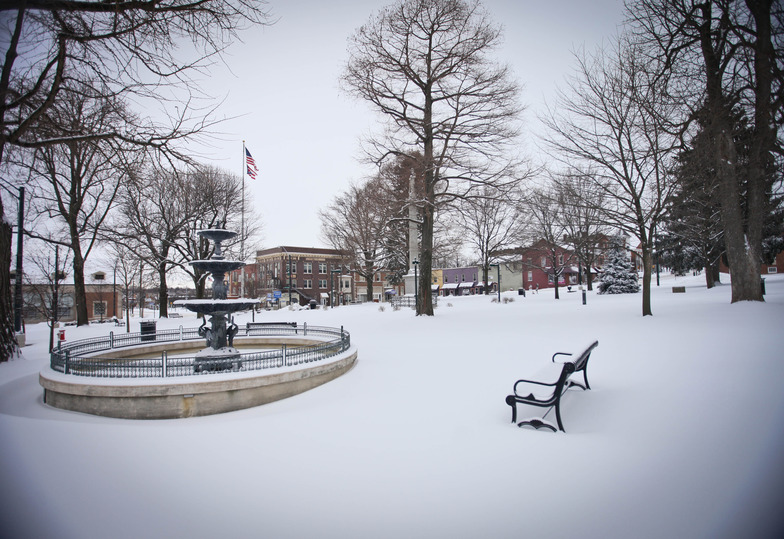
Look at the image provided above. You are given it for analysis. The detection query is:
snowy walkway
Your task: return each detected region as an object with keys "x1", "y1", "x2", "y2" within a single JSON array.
[{"x1": 1, "y1": 273, "x2": 783, "y2": 538}]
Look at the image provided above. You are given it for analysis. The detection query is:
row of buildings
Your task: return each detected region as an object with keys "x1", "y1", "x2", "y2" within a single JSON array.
[
  {"x1": 229, "y1": 240, "x2": 611, "y2": 307},
  {"x1": 17, "y1": 238, "x2": 784, "y2": 324}
]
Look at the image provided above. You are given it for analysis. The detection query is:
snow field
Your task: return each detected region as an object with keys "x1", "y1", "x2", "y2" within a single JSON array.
[{"x1": 1, "y1": 272, "x2": 783, "y2": 539}]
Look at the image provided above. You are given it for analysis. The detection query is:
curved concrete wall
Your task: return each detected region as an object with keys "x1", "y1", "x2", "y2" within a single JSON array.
[{"x1": 39, "y1": 347, "x2": 357, "y2": 420}]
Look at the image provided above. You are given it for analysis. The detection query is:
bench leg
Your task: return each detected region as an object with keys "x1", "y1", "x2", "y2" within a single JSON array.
[
  {"x1": 505, "y1": 396, "x2": 517, "y2": 423},
  {"x1": 555, "y1": 401, "x2": 565, "y2": 432},
  {"x1": 517, "y1": 418, "x2": 557, "y2": 432}
]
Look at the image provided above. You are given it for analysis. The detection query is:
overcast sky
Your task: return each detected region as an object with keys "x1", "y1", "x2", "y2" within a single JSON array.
[{"x1": 194, "y1": 0, "x2": 626, "y2": 252}]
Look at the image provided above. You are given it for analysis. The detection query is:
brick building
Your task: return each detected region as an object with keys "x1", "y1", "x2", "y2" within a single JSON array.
[{"x1": 252, "y1": 246, "x2": 350, "y2": 307}]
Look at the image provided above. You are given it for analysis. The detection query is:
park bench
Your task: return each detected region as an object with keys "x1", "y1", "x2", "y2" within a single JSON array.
[
  {"x1": 505, "y1": 340, "x2": 599, "y2": 432},
  {"x1": 245, "y1": 321, "x2": 298, "y2": 335}
]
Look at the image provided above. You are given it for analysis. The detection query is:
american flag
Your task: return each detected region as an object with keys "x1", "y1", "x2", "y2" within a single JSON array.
[{"x1": 245, "y1": 147, "x2": 259, "y2": 180}]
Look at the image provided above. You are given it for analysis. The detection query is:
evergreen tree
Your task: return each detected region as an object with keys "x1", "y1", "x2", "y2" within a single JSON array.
[{"x1": 598, "y1": 244, "x2": 640, "y2": 295}]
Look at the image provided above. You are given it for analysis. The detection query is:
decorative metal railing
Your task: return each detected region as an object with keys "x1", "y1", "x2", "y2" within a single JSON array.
[
  {"x1": 50, "y1": 323, "x2": 350, "y2": 379},
  {"x1": 389, "y1": 295, "x2": 437, "y2": 309}
]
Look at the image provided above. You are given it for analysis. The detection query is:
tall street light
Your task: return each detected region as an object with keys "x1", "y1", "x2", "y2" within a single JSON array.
[
  {"x1": 412, "y1": 259, "x2": 419, "y2": 308},
  {"x1": 331, "y1": 268, "x2": 341, "y2": 308}
]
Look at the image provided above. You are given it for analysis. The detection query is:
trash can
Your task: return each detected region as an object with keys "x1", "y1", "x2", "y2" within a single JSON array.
[
  {"x1": 518, "y1": 288, "x2": 526, "y2": 297},
  {"x1": 140, "y1": 320, "x2": 157, "y2": 342},
  {"x1": 309, "y1": 299, "x2": 317, "y2": 309}
]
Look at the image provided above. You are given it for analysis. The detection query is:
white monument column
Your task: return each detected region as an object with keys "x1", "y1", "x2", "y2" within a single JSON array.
[{"x1": 404, "y1": 171, "x2": 420, "y2": 296}]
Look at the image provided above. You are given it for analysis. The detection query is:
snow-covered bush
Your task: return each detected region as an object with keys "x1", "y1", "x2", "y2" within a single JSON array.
[{"x1": 598, "y1": 245, "x2": 640, "y2": 294}]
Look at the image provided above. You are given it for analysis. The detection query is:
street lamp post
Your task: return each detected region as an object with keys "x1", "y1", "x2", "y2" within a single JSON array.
[
  {"x1": 331, "y1": 269, "x2": 341, "y2": 308},
  {"x1": 412, "y1": 259, "x2": 419, "y2": 308},
  {"x1": 13, "y1": 187, "x2": 24, "y2": 334}
]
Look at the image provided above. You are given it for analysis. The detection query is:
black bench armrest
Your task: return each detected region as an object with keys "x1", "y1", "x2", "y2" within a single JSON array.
[
  {"x1": 513, "y1": 378, "x2": 558, "y2": 395},
  {"x1": 552, "y1": 351, "x2": 573, "y2": 363}
]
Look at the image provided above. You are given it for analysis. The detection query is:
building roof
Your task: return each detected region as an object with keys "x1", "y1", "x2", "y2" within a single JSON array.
[{"x1": 255, "y1": 246, "x2": 346, "y2": 257}]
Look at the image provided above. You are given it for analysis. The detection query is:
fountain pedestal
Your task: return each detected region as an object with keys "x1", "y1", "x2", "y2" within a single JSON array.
[{"x1": 175, "y1": 227, "x2": 256, "y2": 372}]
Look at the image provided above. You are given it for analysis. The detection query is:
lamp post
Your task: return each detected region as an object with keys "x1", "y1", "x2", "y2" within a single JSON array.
[
  {"x1": 287, "y1": 255, "x2": 293, "y2": 306},
  {"x1": 13, "y1": 187, "x2": 24, "y2": 334},
  {"x1": 331, "y1": 268, "x2": 341, "y2": 308},
  {"x1": 490, "y1": 263, "x2": 500, "y2": 302},
  {"x1": 412, "y1": 259, "x2": 419, "y2": 308}
]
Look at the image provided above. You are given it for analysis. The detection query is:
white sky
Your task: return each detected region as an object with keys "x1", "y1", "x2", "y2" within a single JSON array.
[{"x1": 193, "y1": 0, "x2": 626, "y2": 251}]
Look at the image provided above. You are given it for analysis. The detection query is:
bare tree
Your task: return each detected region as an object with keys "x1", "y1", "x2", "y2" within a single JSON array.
[
  {"x1": 167, "y1": 165, "x2": 257, "y2": 302},
  {"x1": 458, "y1": 186, "x2": 523, "y2": 293},
  {"x1": 23, "y1": 241, "x2": 71, "y2": 351},
  {"x1": 320, "y1": 178, "x2": 392, "y2": 303},
  {"x1": 109, "y1": 242, "x2": 140, "y2": 333},
  {"x1": 24, "y1": 91, "x2": 135, "y2": 326},
  {"x1": 628, "y1": 0, "x2": 783, "y2": 302},
  {"x1": 114, "y1": 165, "x2": 201, "y2": 318},
  {"x1": 543, "y1": 37, "x2": 679, "y2": 315},
  {"x1": 521, "y1": 186, "x2": 577, "y2": 300},
  {"x1": 552, "y1": 170, "x2": 609, "y2": 290},
  {"x1": 0, "y1": 0, "x2": 271, "y2": 360},
  {"x1": 343, "y1": 0, "x2": 523, "y2": 316}
]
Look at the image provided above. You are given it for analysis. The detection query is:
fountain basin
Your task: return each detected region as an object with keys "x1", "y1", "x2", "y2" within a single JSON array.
[
  {"x1": 40, "y1": 337, "x2": 358, "y2": 419},
  {"x1": 175, "y1": 298, "x2": 257, "y2": 314},
  {"x1": 188, "y1": 259, "x2": 246, "y2": 273},
  {"x1": 197, "y1": 228, "x2": 238, "y2": 243}
]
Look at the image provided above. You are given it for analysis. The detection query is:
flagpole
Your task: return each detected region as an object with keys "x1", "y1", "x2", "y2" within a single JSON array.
[{"x1": 241, "y1": 140, "x2": 246, "y2": 298}]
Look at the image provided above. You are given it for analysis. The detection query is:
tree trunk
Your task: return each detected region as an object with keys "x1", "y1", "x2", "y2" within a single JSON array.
[
  {"x1": 418, "y1": 83, "x2": 435, "y2": 316},
  {"x1": 418, "y1": 202, "x2": 435, "y2": 315},
  {"x1": 697, "y1": 2, "x2": 763, "y2": 304},
  {"x1": 641, "y1": 246, "x2": 653, "y2": 316},
  {"x1": 72, "y1": 252, "x2": 89, "y2": 325},
  {"x1": 704, "y1": 265, "x2": 715, "y2": 289},
  {"x1": 715, "y1": 127, "x2": 763, "y2": 302},
  {"x1": 158, "y1": 265, "x2": 169, "y2": 318},
  {"x1": 125, "y1": 282, "x2": 131, "y2": 332},
  {"x1": 0, "y1": 206, "x2": 18, "y2": 361},
  {"x1": 365, "y1": 275, "x2": 373, "y2": 303}
]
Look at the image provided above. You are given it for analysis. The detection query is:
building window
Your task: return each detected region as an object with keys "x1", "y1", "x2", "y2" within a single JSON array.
[
  {"x1": 304, "y1": 279, "x2": 313, "y2": 289},
  {"x1": 541, "y1": 257, "x2": 547, "y2": 267},
  {"x1": 318, "y1": 279, "x2": 327, "y2": 289},
  {"x1": 319, "y1": 262, "x2": 327, "y2": 274},
  {"x1": 374, "y1": 273, "x2": 381, "y2": 282},
  {"x1": 527, "y1": 271, "x2": 533, "y2": 281},
  {"x1": 93, "y1": 301, "x2": 107, "y2": 318},
  {"x1": 304, "y1": 262, "x2": 312, "y2": 274}
]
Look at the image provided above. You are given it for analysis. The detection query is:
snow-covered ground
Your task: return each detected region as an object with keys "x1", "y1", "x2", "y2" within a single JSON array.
[{"x1": 1, "y1": 272, "x2": 783, "y2": 539}]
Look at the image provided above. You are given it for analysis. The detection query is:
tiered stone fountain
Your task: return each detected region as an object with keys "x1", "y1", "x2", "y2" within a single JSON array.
[
  {"x1": 176, "y1": 224, "x2": 256, "y2": 371},
  {"x1": 40, "y1": 222, "x2": 358, "y2": 419}
]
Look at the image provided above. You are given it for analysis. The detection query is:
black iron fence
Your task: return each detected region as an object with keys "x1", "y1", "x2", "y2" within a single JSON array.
[
  {"x1": 389, "y1": 295, "x2": 437, "y2": 309},
  {"x1": 50, "y1": 323, "x2": 351, "y2": 379}
]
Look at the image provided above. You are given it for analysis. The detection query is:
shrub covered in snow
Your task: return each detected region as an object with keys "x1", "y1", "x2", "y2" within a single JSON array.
[{"x1": 598, "y1": 245, "x2": 640, "y2": 294}]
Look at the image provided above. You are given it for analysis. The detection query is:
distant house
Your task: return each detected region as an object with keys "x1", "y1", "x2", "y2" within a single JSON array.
[
  {"x1": 517, "y1": 240, "x2": 579, "y2": 290},
  {"x1": 249, "y1": 246, "x2": 350, "y2": 307},
  {"x1": 440, "y1": 267, "x2": 481, "y2": 296},
  {"x1": 718, "y1": 246, "x2": 784, "y2": 276},
  {"x1": 20, "y1": 270, "x2": 122, "y2": 324}
]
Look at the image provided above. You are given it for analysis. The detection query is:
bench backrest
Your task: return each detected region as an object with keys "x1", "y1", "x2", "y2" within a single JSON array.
[{"x1": 573, "y1": 340, "x2": 599, "y2": 371}]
